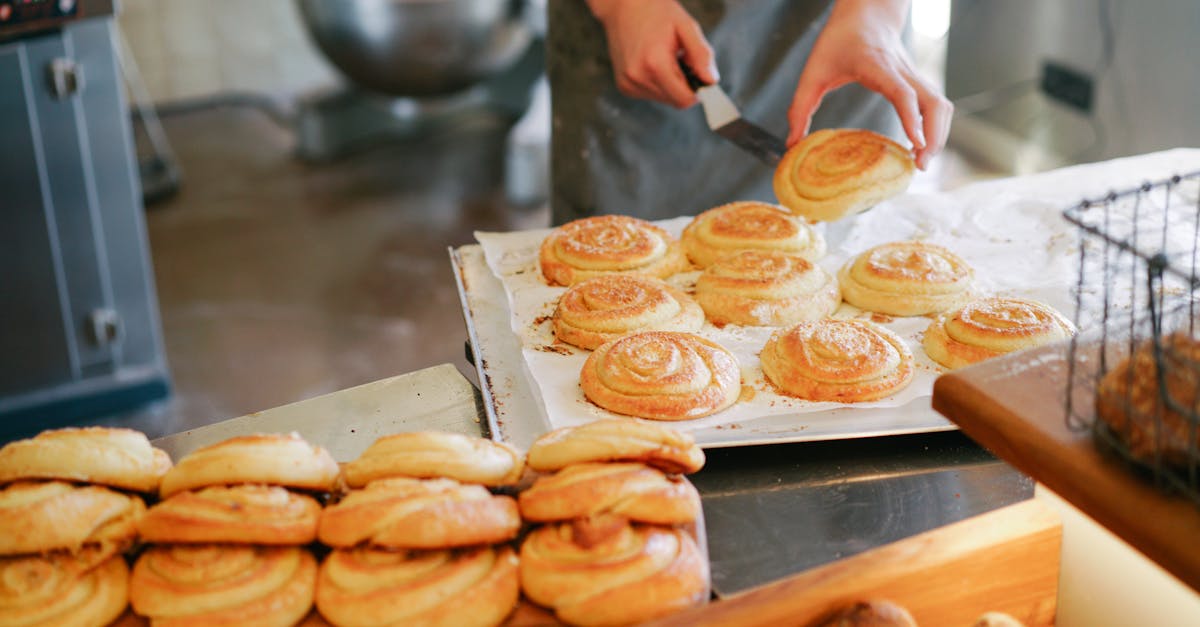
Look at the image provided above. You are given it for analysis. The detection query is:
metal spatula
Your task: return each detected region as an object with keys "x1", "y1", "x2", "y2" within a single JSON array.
[{"x1": 680, "y1": 61, "x2": 788, "y2": 166}]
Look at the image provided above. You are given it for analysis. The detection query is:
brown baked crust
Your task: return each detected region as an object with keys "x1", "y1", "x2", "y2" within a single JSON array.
[
  {"x1": 342, "y1": 431, "x2": 524, "y2": 489},
  {"x1": 553, "y1": 275, "x2": 705, "y2": 351},
  {"x1": 316, "y1": 545, "x2": 519, "y2": 627},
  {"x1": 0, "y1": 549, "x2": 129, "y2": 627},
  {"x1": 526, "y1": 419, "x2": 705, "y2": 474},
  {"x1": 580, "y1": 331, "x2": 741, "y2": 421},
  {"x1": 539, "y1": 215, "x2": 690, "y2": 287},
  {"x1": 138, "y1": 485, "x2": 321, "y2": 545},
  {"x1": 518, "y1": 462, "x2": 701, "y2": 525},
  {"x1": 838, "y1": 241, "x2": 975, "y2": 316},
  {"x1": 808, "y1": 599, "x2": 919, "y2": 627},
  {"x1": 318, "y1": 477, "x2": 521, "y2": 549},
  {"x1": 761, "y1": 319, "x2": 915, "y2": 403},
  {"x1": 129, "y1": 544, "x2": 316, "y2": 627},
  {"x1": 519, "y1": 518, "x2": 708, "y2": 627},
  {"x1": 0, "y1": 480, "x2": 144, "y2": 555},
  {"x1": 159, "y1": 433, "x2": 339, "y2": 498},
  {"x1": 923, "y1": 297, "x2": 1075, "y2": 369},
  {"x1": 682, "y1": 201, "x2": 826, "y2": 268},
  {"x1": 773, "y1": 128, "x2": 914, "y2": 222},
  {"x1": 0, "y1": 426, "x2": 171, "y2": 493},
  {"x1": 696, "y1": 250, "x2": 841, "y2": 326}
]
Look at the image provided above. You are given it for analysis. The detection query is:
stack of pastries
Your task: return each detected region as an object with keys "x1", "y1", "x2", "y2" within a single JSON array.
[
  {"x1": 519, "y1": 420, "x2": 710, "y2": 626},
  {"x1": 0, "y1": 427, "x2": 167, "y2": 626}
]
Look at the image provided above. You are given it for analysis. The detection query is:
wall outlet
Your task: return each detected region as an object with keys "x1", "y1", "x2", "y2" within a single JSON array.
[{"x1": 1041, "y1": 61, "x2": 1094, "y2": 113}]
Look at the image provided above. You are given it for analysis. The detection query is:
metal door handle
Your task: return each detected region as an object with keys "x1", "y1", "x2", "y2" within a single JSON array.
[{"x1": 46, "y1": 57, "x2": 84, "y2": 99}]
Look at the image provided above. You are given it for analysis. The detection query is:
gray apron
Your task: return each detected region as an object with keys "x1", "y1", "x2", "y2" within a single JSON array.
[{"x1": 547, "y1": 0, "x2": 903, "y2": 225}]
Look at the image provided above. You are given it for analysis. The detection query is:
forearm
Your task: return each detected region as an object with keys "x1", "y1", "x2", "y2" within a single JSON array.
[
  {"x1": 585, "y1": 0, "x2": 643, "y2": 24},
  {"x1": 828, "y1": 0, "x2": 911, "y2": 39}
]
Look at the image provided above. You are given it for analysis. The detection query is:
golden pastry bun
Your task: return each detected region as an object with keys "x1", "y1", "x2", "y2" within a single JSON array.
[
  {"x1": 773, "y1": 128, "x2": 914, "y2": 222},
  {"x1": 318, "y1": 477, "x2": 520, "y2": 550},
  {"x1": 972, "y1": 612, "x2": 1028, "y2": 627},
  {"x1": 553, "y1": 275, "x2": 704, "y2": 351},
  {"x1": 0, "y1": 548, "x2": 129, "y2": 627},
  {"x1": 923, "y1": 297, "x2": 1075, "y2": 369},
  {"x1": 316, "y1": 545, "x2": 519, "y2": 627},
  {"x1": 0, "y1": 481, "x2": 144, "y2": 555},
  {"x1": 0, "y1": 426, "x2": 171, "y2": 493},
  {"x1": 581, "y1": 331, "x2": 741, "y2": 421},
  {"x1": 518, "y1": 462, "x2": 701, "y2": 525},
  {"x1": 526, "y1": 419, "x2": 705, "y2": 475},
  {"x1": 138, "y1": 485, "x2": 321, "y2": 545},
  {"x1": 539, "y1": 215, "x2": 690, "y2": 287},
  {"x1": 159, "y1": 433, "x2": 339, "y2": 498},
  {"x1": 761, "y1": 319, "x2": 915, "y2": 403},
  {"x1": 682, "y1": 201, "x2": 827, "y2": 268},
  {"x1": 838, "y1": 241, "x2": 975, "y2": 316},
  {"x1": 519, "y1": 518, "x2": 708, "y2": 627},
  {"x1": 696, "y1": 250, "x2": 841, "y2": 326},
  {"x1": 342, "y1": 431, "x2": 524, "y2": 489},
  {"x1": 809, "y1": 599, "x2": 918, "y2": 627},
  {"x1": 129, "y1": 544, "x2": 316, "y2": 627}
]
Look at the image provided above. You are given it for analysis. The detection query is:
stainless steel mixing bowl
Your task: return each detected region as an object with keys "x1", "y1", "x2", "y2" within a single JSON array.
[{"x1": 296, "y1": 0, "x2": 533, "y2": 97}]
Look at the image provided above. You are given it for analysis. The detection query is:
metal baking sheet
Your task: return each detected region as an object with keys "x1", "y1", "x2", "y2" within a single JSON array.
[{"x1": 450, "y1": 245, "x2": 955, "y2": 452}]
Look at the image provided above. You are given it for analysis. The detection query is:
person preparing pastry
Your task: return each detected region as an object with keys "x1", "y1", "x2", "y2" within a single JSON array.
[{"x1": 547, "y1": 0, "x2": 953, "y2": 224}]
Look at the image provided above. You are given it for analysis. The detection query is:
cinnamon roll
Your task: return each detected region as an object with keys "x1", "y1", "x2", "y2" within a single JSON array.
[
  {"x1": 0, "y1": 548, "x2": 128, "y2": 627},
  {"x1": 761, "y1": 319, "x2": 915, "y2": 402},
  {"x1": 0, "y1": 426, "x2": 171, "y2": 493},
  {"x1": 138, "y1": 485, "x2": 321, "y2": 545},
  {"x1": 923, "y1": 297, "x2": 1075, "y2": 369},
  {"x1": 773, "y1": 128, "x2": 915, "y2": 222},
  {"x1": 553, "y1": 275, "x2": 705, "y2": 351},
  {"x1": 526, "y1": 419, "x2": 705, "y2": 475},
  {"x1": 129, "y1": 544, "x2": 317, "y2": 627},
  {"x1": 0, "y1": 481, "x2": 144, "y2": 555},
  {"x1": 580, "y1": 331, "x2": 741, "y2": 421},
  {"x1": 539, "y1": 215, "x2": 690, "y2": 287},
  {"x1": 316, "y1": 545, "x2": 519, "y2": 627},
  {"x1": 696, "y1": 250, "x2": 841, "y2": 326},
  {"x1": 682, "y1": 201, "x2": 826, "y2": 268},
  {"x1": 159, "y1": 433, "x2": 339, "y2": 498},
  {"x1": 342, "y1": 431, "x2": 524, "y2": 489},
  {"x1": 518, "y1": 462, "x2": 701, "y2": 525},
  {"x1": 838, "y1": 241, "x2": 975, "y2": 316},
  {"x1": 519, "y1": 518, "x2": 708, "y2": 626},
  {"x1": 318, "y1": 478, "x2": 520, "y2": 550}
]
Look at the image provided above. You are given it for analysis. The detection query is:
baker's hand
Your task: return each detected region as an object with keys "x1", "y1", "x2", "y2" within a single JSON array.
[
  {"x1": 786, "y1": 0, "x2": 953, "y2": 170},
  {"x1": 587, "y1": 0, "x2": 719, "y2": 109}
]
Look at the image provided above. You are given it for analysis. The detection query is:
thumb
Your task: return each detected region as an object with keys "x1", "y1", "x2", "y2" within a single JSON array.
[{"x1": 676, "y1": 20, "x2": 718, "y2": 84}]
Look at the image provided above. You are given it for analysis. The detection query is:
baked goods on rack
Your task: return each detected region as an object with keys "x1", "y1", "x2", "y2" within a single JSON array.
[
  {"x1": 838, "y1": 241, "x2": 975, "y2": 316},
  {"x1": 526, "y1": 419, "x2": 706, "y2": 474},
  {"x1": 682, "y1": 201, "x2": 827, "y2": 267},
  {"x1": 159, "y1": 432, "x2": 339, "y2": 498},
  {"x1": 580, "y1": 331, "x2": 741, "y2": 420},
  {"x1": 342, "y1": 431, "x2": 524, "y2": 488},
  {"x1": 138, "y1": 485, "x2": 321, "y2": 545},
  {"x1": 773, "y1": 128, "x2": 914, "y2": 222},
  {"x1": 0, "y1": 546, "x2": 129, "y2": 627},
  {"x1": 539, "y1": 215, "x2": 690, "y2": 287},
  {"x1": 761, "y1": 319, "x2": 915, "y2": 402},
  {"x1": 0, "y1": 426, "x2": 171, "y2": 493},
  {"x1": 696, "y1": 250, "x2": 841, "y2": 326},
  {"x1": 553, "y1": 275, "x2": 704, "y2": 351},
  {"x1": 923, "y1": 297, "x2": 1075, "y2": 369},
  {"x1": 0, "y1": 480, "x2": 144, "y2": 555},
  {"x1": 518, "y1": 462, "x2": 701, "y2": 525}
]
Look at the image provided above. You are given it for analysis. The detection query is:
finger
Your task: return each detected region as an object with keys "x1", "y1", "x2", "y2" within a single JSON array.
[
  {"x1": 618, "y1": 60, "x2": 675, "y2": 106},
  {"x1": 916, "y1": 92, "x2": 954, "y2": 169},
  {"x1": 649, "y1": 47, "x2": 698, "y2": 108},
  {"x1": 859, "y1": 65, "x2": 925, "y2": 152},
  {"x1": 787, "y1": 72, "x2": 846, "y2": 146},
  {"x1": 677, "y1": 20, "x2": 719, "y2": 84}
]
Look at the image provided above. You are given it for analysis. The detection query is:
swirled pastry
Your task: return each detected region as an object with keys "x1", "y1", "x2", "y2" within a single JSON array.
[
  {"x1": 761, "y1": 319, "x2": 915, "y2": 402},
  {"x1": 138, "y1": 485, "x2": 321, "y2": 545},
  {"x1": 539, "y1": 215, "x2": 690, "y2": 287},
  {"x1": 553, "y1": 275, "x2": 705, "y2": 351},
  {"x1": 159, "y1": 433, "x2": 339, "y2": 498},
  {"x1": 0, "y1": 481, "x2": 144, "y2": 555},
  {"x1": 518, "y1": 462, "x2": 700, "y2": 525},
  {"x1": 316, "y1": 545, "x2": 519, "y2": 627},
  {"x1": 0, "y1": 426, "x2": 171, "y2": 493},
  {"x1": 696, "y1": 250, "x2": 841, "y2": 326},
  {"x1": 343, "y1": 431, "x2": 523, "y2": 489},
  {"x1": 773, "y1": 129, "x2": 914, "y2": 222},
  {"x1": 526, "y1": 419, "x2": 705, "y2": 474},
  {"x1": 0, "y1": 549, "x2": 129, "y2": 627},
  {"x1": 130, "y1": 544, "x2": 316, "y2": 627},
  {"x1": 839, "y1": 241, "x2": 975, "y2": 316},
  {"x1": 318, "y1": 478, "x2": 520, "y2": 549},
  {"x1": 682, "y1": 201, "x2": 826, "y2": 268},
  {"x1": 580, "y1": 331, "x2": 741, "y2": 421},
  {"x1": 520, "y1": 518, "x2": 708, "y2": 627},
  {"x1": 923, "y1": 297, "x2": 1075, "y2": 369}
]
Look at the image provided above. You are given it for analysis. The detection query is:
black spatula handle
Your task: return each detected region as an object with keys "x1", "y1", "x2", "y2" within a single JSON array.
[{"x1": 678, "y1": 59, "x2": 709, "y2": 92}]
